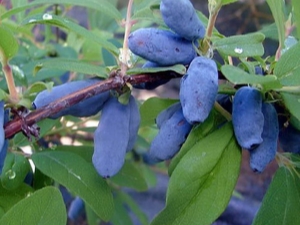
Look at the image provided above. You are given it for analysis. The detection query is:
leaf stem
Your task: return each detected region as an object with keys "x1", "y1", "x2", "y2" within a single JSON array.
[
  {"x1": 120, "y1": 0, "x2": 134, "y2": 76},
  {"x1": 2, "y1": 60, "x2": 19, "y2": 103}
]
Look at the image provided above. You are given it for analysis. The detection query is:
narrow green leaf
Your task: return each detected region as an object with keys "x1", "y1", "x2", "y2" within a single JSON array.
[
  {"x1": 31, "y1": 151, "x2": 114, "y2": 221},
  {"x1": 274, "y1": 42, "x2": 300, "y2": 86},
  {"x1": 0, "y1": 26, "x2": 19, "y2": 60},
  {"x1": 140, "y1": 97, "x2": 179, "y2": 127},
  {"x1": 127, "y1": 64, "x2": 186, "y2": 75},
  {"x1": 213, "y1": 33, "x2": 265, "y2": 57},
  {"x1": 291, "y1": 0, "x2": 300, "y2": 39},
  {"x1": 266, "y1": 0, "x2": 285, "y2": 50},
  {"x1": 252, "y1": 167, "x2": 300, "y2": 225},
  {"x1": 35, "y1": 58, "x2": 108, "y2": 78},
  {"x1": 281, "y1": 93, "x2": 300, "y2": 123},
  {"x1": 221, "y1": 65, "x2": 282, "y2": 91},
  {"x1": 221, "y1": 0, "x2": 238, "y2": 5},
  {"x1": 21, "y1": 13, "x2": 118, "y2": 55},
  {"x1": 1, "y1": 0, "x2": 122, "y2": 21},
  {"x1": 110, "y1": 162, "x2": 148, "y2": 191},
  {"x1": 151, "y1": 123, "x2": 242, "y2": 225},
  {"x1": 55, "y1": 145, "x2": 94, "y2": 162},
  {"x1": 111, "y1": 191, "x2": 134, "y2": 225},
  {"x1": 0, "y1": 186, "x2": 67, "y2": 225}
]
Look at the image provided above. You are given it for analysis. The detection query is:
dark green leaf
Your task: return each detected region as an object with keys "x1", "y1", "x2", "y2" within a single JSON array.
[
  {"x1": 0, "y1": 186, "x2": 67, "y2": 225},
  {"x1": 213, "y1": 33, "x2": 265, "y2": 57},
  {"x1": 55, "y1": 145, "x2": 94, "y2": 162},
  {"x1": 110, "y1": 162, "x2": 148, "y2": 191},
  {"x1": 274, "y1": 42, "x2": 300, "y2": 86},
  {"x1": 110, "y1": 191, "x2": 134, "y2": 225},
  {"x1": 21, "y1": 13, "x2": 118, "y2": 55},
  {"x1": 221, "y1": 65, "x2": 282, "y2": 91},
  {"x1": 31, "y1": 151, "x2": 114, "y2": 221},
  {"x1": 140, "y1": 97, "x2": 179, "y2": 127},
  {"x1": 252, "y1": 167, "x2": 300, "y2": 225},
  {"x1": 151, "y1": 123, "x2": 241, "y2": 225}
]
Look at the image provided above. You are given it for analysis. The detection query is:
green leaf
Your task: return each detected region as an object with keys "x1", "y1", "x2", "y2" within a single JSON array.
[
  {"x1": 281, "y1": 93, "x2": 300, "y2": 122},
  {"x1": 34, "y1": 58, "x2": 108, "y2": 78},
  {"x1": 291, "y1": 0, "x2": 300, "y2": 40},
  {"x1": 21, "y1": 13, "x2": 119, "y2": 55},
  {"x1": 169, "y1": 109, "x2": 225, "y2": 175},
  {"x1": 140, "y1": 97, "x2": 179, "y2": 127},
  {"x1": 0, "y1": 183, "x2": 33, "y2": 215},
  {"x1": 1, "y1": 0, "x2": 122, "y2": 21},
  {"x1": 221, "y1": 0, "x2": 238, "y2": 5},
  {"x1": 127, "y1": 64, "x2": 186, "y2": 75},
  {"x1": 110, "y1": 191, "x2": 134, "y2": 225},
  {"x1": 0, "y1": 26, "x2": 19, "y2": 61},
  {"x1": 54, "y1": 145, "x2": 94, "y2": 162},
  {"x1": 252, "y1": 167, "x2": 300, "y2": 225},
  {"x1": 151, "y1": 123, "x2": 241, "y2": 225},
  {"x1": 110, "y1": 162, "x2": 148, "y2": 191},
  {"x1": 31, "y1": 151, "x2": 114, "y2": 221},
  {"x1": 274, "y1": 42, "x2": 300, "y2": 86},
  {"x1": 1, "y1": 153, "x2": 31, "y2": 190},
  {"x1": 0, "y1": 186, "x2": 67, "y2": 225},
  {"x1": 23, "y1": 81, "x2": 53, "y2": 99},
  {"x1": 266, "y1": 0, "x2": 285, "y2": 50},
  {"x1": 221, "y1": 65, "x2": 282, "y2": 91},
  {"x1": 213, "y1": 33, "x2": 265, "y2": 57}
]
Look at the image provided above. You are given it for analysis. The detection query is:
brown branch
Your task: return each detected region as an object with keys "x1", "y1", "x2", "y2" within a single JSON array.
[{"x1": 4, "y1": 71, "x2": 183, "y2": 139}]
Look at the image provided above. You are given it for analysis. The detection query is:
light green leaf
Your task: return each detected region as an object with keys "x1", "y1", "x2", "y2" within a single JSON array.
[
  {"x1": 140, "y1": 97, "x2": 179, "y2": 127},
  {"x1": 34, "y1": 58, "x2": 108, "y2": 78},
  {"x1": 110, "y1": 162, "x2": 148, "y2": 191},
  {"x1": 252, "y1": 167, "x2": 300, "y2": 225},
  {"x1": 281, "y1": 93, "x2": 300, "y2": 123},
  {"x1": 31, "y1": 151, "x2": 114, "y2": 221},
  {"x1": 221, "y1": 0, "x2": 238, "y2": 5},
  {"x1": 221, "y1": 65, "x2": 282, "y2": 91},
  {"x1": 1, "y1": 0, "x2": 122, "y2": 21},
  {"x1": 21, "y1": 13, "x2": 118, "y2": 55},
  {"x1": 169, "y1": 109, "x2": 225, "y2": 175},
  {"x1": 151, "y1": 123, "x2": 242, "y2": 225},
  {"x1": 291, "y1": 0, "x2": 300, "y2": 39},
  {"x1": 274, "y1": 42, "x2": 300, "y2": 86},
  {"x1": 0, "y1": 186, "x2": 67, "y2": 225},
  {"x1": 213, "y1": 33, "x2": 265, "y2": 57},
  {"x1": 127, "y1": 64, "x2": 186, "y2": 75},
  {"x1": 0, "y1": 26, "x2": 19, "y2": 61},
  {"x1": 266, "y1": 0, "x2": 285, "y2": 50},
  {"x1": 0, "y1": 183, "x2": 33, "y2": 215}
]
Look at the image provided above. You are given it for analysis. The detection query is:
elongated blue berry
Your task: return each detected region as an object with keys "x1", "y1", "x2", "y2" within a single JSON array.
[
  {"x1": 156, "y1": 102, "x2": 182, "y2": 129},
  {"x1": 179, "y1": 56, "x2": 218, "y2": 124},
  {"x1": 126, "y1": 96, "x2": 141, "y2": 152},
  {"x1": 33, "y1": 78, "x2": 109, "y2": 119},
  {"x1": 232, "y1": 86, "x2": 264, "y2": 149},
  {"x1": 250, "y1": 103, "x2": 279, "y2": 172},
  {"x1": 68, "y1": 197, "x2": 85, "y2": 221},
  {"x1": 160, "y1": 0, "x2": 205, "y2": 41},
  {"x1": 92, "y1": 97, "x2": 130, "y2": 178},
  {"x1": 128, "y1": 28, "x2": 196, "y2": 66},
  {"x1": 149, "y1": 106, "x2": 192, "y2": 160}
]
